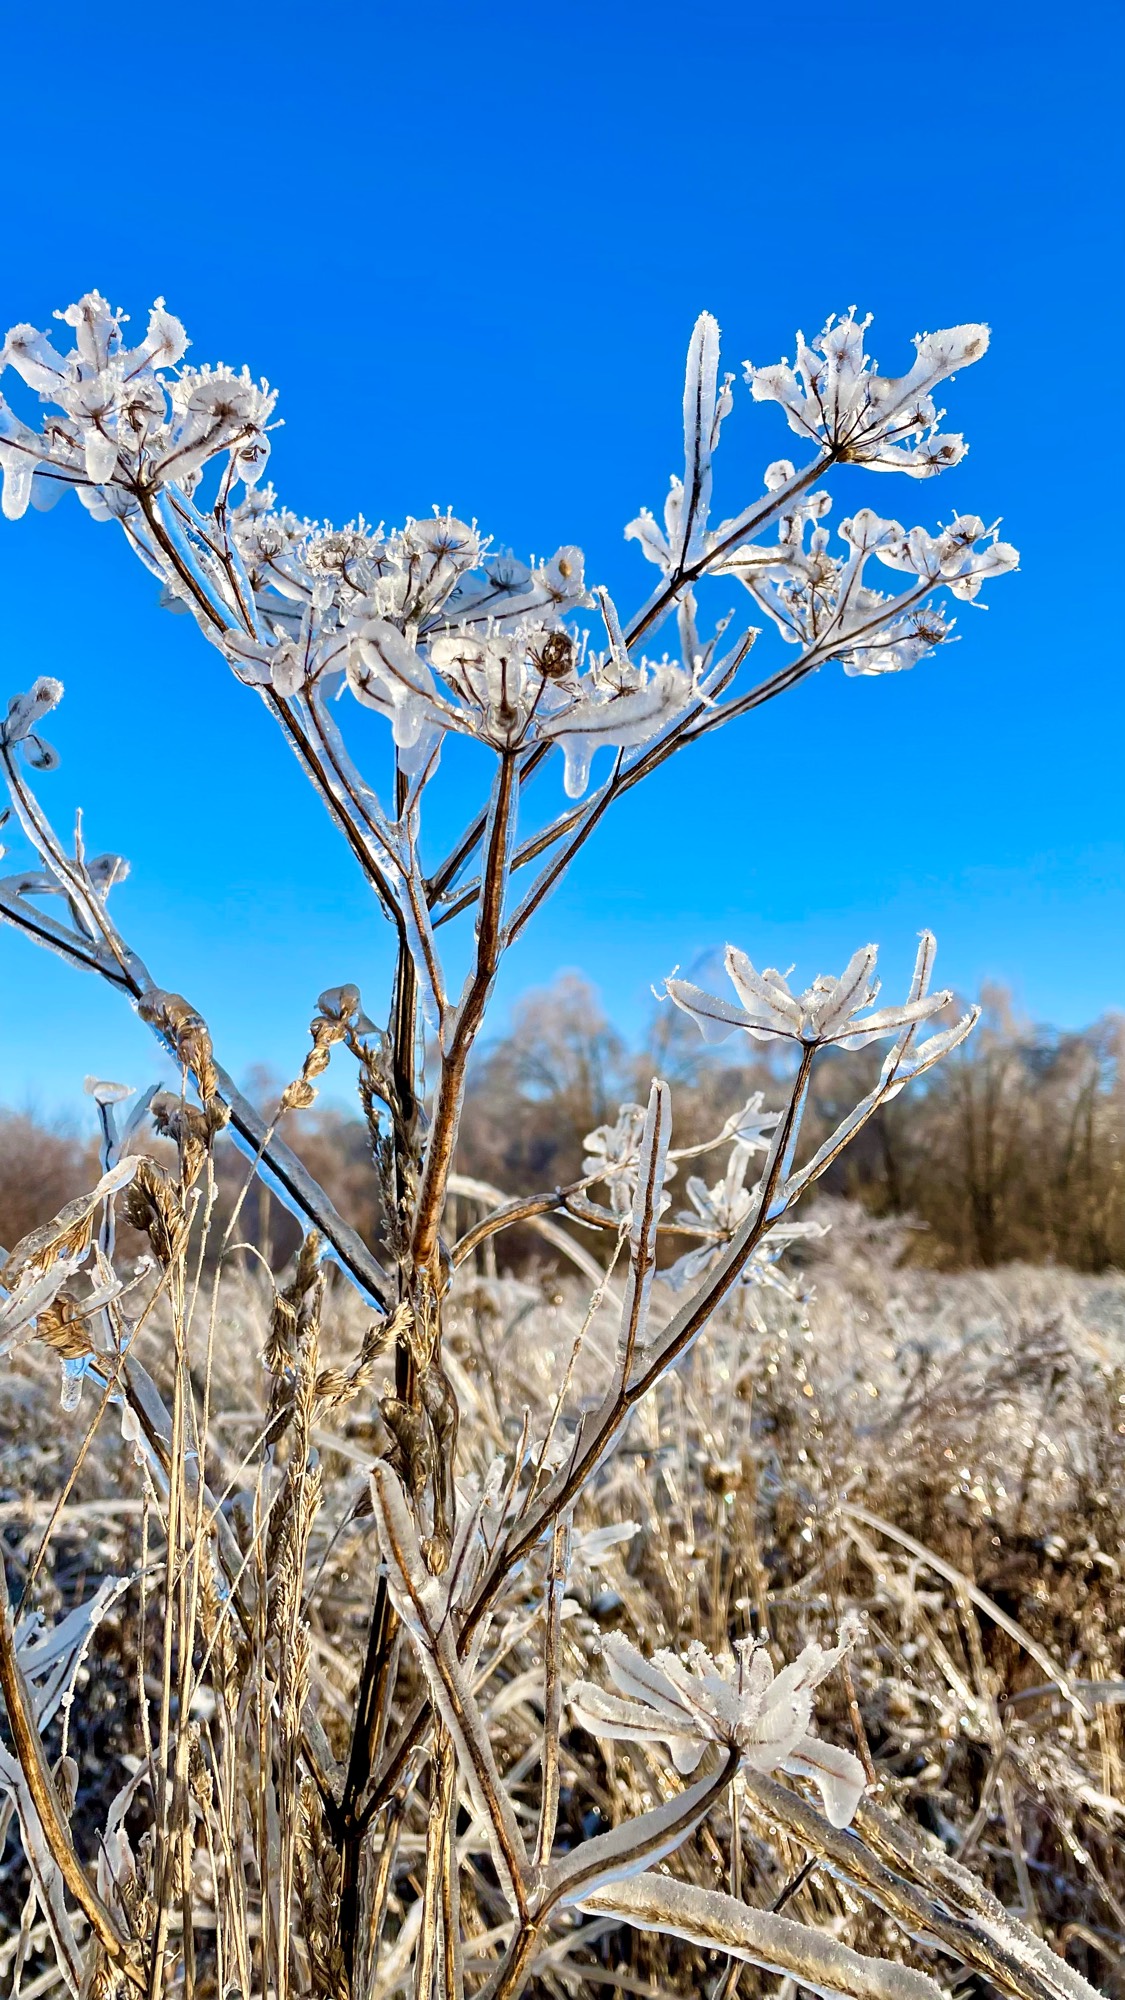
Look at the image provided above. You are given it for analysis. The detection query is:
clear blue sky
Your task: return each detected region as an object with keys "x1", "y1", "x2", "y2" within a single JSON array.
[{"x1": 1, "y1": 0, "x2": 1123, "y2": 1116}]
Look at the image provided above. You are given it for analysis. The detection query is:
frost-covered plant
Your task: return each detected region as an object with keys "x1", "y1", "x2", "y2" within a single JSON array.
[
  {"x1": 0, "y1": 293, "x2": 1079, "y2": 2000},
  {"x1": 568, "y1": 1620, "x2": 868, "y2": 1821}
]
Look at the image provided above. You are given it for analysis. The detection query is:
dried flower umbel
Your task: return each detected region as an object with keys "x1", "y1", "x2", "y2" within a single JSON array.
[
  {"x1": 0, "y1": 292, "x2": 1081, "y2": 2000},
  {"x1": 568, "y1": 1620, "x2": 868, "y2": 1824}
]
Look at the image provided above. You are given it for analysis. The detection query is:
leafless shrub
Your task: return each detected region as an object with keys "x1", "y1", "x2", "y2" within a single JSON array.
[{"x1": 0, "y1": 1112, "x2": 97, "y2": 1251}]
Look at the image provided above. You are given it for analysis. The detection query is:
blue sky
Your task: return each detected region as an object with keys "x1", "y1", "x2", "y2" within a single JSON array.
[{"x1": 1, "y1": 0, "x2": 1123, "y2": 1116}]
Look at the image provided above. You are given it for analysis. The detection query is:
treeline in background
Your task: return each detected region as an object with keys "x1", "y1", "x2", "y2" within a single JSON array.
[{"x1": 4, "y1": 974, "x2": 1124, "y2": 1272}]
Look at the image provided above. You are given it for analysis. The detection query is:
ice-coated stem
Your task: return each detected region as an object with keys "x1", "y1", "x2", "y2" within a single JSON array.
[{"x1": 411, "y1": 751, "x2": 517, "y2": 1281}]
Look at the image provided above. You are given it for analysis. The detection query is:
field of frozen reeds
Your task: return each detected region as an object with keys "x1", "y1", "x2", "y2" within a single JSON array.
[{"x1": 2, "y1": 1208, "x2": 1121, "y2": 1998}]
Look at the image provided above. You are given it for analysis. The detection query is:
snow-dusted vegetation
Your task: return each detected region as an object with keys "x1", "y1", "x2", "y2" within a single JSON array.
[{"x1": 2, "y1": 292, "x2": 1113, "y2": 2000}]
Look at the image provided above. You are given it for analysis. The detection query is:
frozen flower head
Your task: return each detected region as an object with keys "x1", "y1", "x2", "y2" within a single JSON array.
[
  {"x1": 569, "y1": 1519, "x2": 640, "y2": 1582},
  {"x1": 347, "y1": 611, "x2": 695, "y2": 795},
  {"x1": 0, "y1": 293, "x2": 281, "y2": 519},
  {"x1": 163, "y1": 364, "x2": 276, "y2": 491},
  {"x1": 83, "y1": 1077, "x2": 133, "y2": 1108},
  {"x1": 583, "y1": 1101, "x2": 678, "y2": 1215},
  {"x1": 0, "y1": 677, "x2": 64, "y2": 770},
  {"x1": 665, "y1": 1140, "x2": 758, "y2": 1289},
  {"x1": 683, "y1": 1139, "x2": 756, "y2": 1227},
  {"x1": 664, "y1": 1128, "x2": 821, "y2": 1294},
  {"x1": 715, "y1": 499, "x2": 1017, "y2": 679},
  {"x1": 745, "y1": 310, "x2": 989, "y2": 476},
  {"x1": 666, "y1": 940, "x2": 951, "y2": 1051},
  {"x1": 228, "y1": 483, "x2": 306, "y2": 583},
  {"x1": 428, "y1": 629, "x2": 572, "y2": 747},
  {"x1": 405, "y1": 511, "x2": 481, "y2": 567},
  {"x1": 227, "y1": 509, "x2": 488, "y2": 632},
  {"x1": 569, "y1": 1619, "x2": 866, "y2": 1827},
  {"x1": 872, "y1": 512, "x2": 1019, "y2": 602}
]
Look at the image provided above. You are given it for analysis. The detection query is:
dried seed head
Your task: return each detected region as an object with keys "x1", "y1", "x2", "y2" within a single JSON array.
[
  {"x1": 280, "y1": 1002, "x2": 354, "y2": 1114},
  {"x1": 148, "y1": 1090, "x2": 218, "y2": 1183},
  {"x1": 52, "y1": 1752, "x2": 79, "y2": 1817},
  {"x1": 280, "y1": 1077, "x2": 318, "y2": 1113},
  {"x1": 292, "y1": 1229, "x2": 324, "y2": 1305},
  {"x1": 295, "y1": 1781, "x2": 349, "y2": 1999},
  {"x1": 360, "y1": 1313, "x2": 391, "y2": 1367},
  {"x1": 36, "y1": 1291, "x2": 94, "y2": 1362},
  {"x1": 87, "y1": 1954, "x2": 125, "y2": 2000},
  {"x1": 0, "y1": 1167, "x2": 131, "y2": 1284},
  {"x1": 287, "y1": 1621, "x2": 312, "y2": 1721},
  {"x1": 198, "y1": 1556, "x2": 240, "y2": 1695},
  {"x1": 137, "y1": 988, "x2": 220, "y2": 1105},
  {"x1": 123, "y1": 1157, "x2": 185, "y2": 1267},
  {"x1": 265, "y1": 1231, "x2": 324, "y2": 1372},
  {"x1": 313, "y1": 1365, "x2": 352, "y2": 1405},
  {"x1": 316, "y1": 982, "x2": 361, "y2": 1019},
  {"x1": 264, "y1": 1294, "x2": 299, "y2": 1375},
  {"x1": 187, "y1": 1722, "x2": 213, "y2": 1812},
  {"x1": 266, "y1": 1539, "x2": 296, "y2": 1643},
  {"x1": 379, "y1": 1394, "x2": 432, "y2": 1498}
]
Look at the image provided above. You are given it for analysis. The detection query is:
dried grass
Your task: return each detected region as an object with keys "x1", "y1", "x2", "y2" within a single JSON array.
[{"x1": 2, "y1": 1205, "x2": 1121, "y2": 1996}]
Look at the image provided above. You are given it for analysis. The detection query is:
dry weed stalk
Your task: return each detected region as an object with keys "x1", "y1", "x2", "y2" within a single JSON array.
[{"x1": 0, "y1": 288, "x2": 1110, "y2": 2000}]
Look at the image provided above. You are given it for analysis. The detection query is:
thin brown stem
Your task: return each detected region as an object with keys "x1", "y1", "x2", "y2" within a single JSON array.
[
  {"x1": 411, "y1": 753, "x2": 516, "y2": 1279},
  {"x1": 338, "y1": 797, "x2": 423, "y2": 1967},
  {"x1": 451, "y1": 1172, "x2": 607, "y2": 1267}
]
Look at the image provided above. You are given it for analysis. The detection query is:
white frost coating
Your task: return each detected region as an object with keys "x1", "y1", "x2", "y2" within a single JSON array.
[
  {"x1": 667, "y1": 939, "x2": 954, "y2": 1052},
  {"x1": 0, "y1": 1740, "x2": 83, "y2": 1991},
  {"x1": 580, "y1": 1872, "x2": 945, "y2": 2000},
  {"x1": 0, "y1": 675, "x2": 65, "y2": 770},
  {"x1": 569, "y1": 1622, "x2": 866, "y2": 1827},
  {"x1": 715, "y1": 498, "x2": 1017, "y2": 678},
  {"x1": 0, "y1": 1156, "x2": 139, "y2": 1353},
  {"x1": 545, "y1": 1759, "x2": 732, "y2": 1906},
  {"x1": 665, "y1": 1138, "x2": 823, "y2": 1295},
  {"x1": 582, "y1": 1100, "x2": 663, "y2": 1216},
  {"x1": 0, "y1": 295, "x2": 1017, "y2": 843},
  {"x1": 629, "y1": 310, "x2": 734, "y2": 580},
  {"x1": 96, "y1": 1762, "x2": 148, "y2": 1910},
  {"x1": 781, "y1": 936, "x2": 980, "y2": 1210},
  {"x1": 1, "y1": 676, "x2": 63, "y2": 744},
  {"x1": 348, "y1": 578, "x2": 694, "y2": 801},
  {"x1": 14, "y1": 1578, "x2": 127, "y2": 1734},
  {"x1": 744, "y1": 309, "x2": 989, "y2": 474}
]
